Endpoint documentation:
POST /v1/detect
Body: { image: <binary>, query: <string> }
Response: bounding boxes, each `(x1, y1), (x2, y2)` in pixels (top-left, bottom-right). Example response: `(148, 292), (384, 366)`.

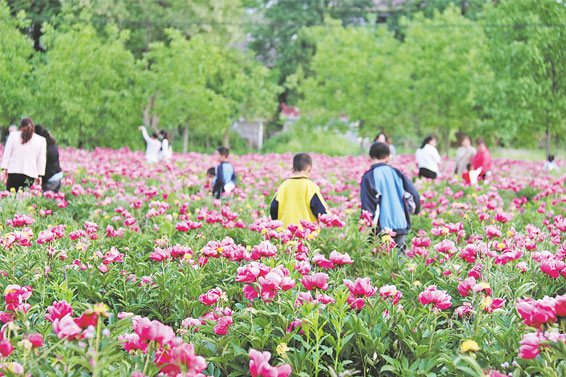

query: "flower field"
(0, 147), (565, 377)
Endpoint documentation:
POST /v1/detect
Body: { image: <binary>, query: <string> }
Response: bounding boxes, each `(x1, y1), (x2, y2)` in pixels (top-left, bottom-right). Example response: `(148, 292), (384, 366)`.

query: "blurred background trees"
(0, 0), (565, 155)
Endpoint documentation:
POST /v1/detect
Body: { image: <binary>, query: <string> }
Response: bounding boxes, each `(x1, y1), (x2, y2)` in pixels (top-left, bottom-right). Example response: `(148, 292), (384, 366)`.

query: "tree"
(0, 1), (34, 127)
(248, 0), (376, 105)
(297, 24), (409, 141)
(480, 0), (566, 154)
(399, 5), (491, 153)
(32, 20), (141, 148)
(144, 30), (281, 152)
(144, 31), (232, 153)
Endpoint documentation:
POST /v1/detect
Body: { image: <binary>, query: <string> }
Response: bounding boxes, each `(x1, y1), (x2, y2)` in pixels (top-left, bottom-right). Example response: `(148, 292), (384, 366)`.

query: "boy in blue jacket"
(360, 142), (420, 252)
(212, 146), (237, 199)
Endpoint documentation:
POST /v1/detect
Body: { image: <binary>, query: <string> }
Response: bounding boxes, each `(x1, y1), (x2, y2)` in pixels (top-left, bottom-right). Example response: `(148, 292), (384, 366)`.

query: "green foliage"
(479, 0), (566, 150)
(31, 20), (141, 148)
(262, 126), (359, 156)
(0, 1), (34, 126)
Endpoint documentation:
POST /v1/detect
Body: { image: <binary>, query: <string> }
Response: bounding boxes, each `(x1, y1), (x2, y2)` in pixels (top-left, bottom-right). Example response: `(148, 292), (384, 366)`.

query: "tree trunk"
(444, 128), (451, 157)
(258, 120), (264, 152)
(206, 134), (210, 149)
(183, 123), (189, 153)
(224, 129), (230, 149)
(546, 124), (551, 158)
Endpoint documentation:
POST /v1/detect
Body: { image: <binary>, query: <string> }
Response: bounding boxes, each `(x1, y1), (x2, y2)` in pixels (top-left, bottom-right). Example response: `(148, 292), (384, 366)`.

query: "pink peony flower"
(199, 288), (223, 306)
(52, 314), (82, 340)
(301, 273), (329, 291)
(45, 300), (73, 322)
(249, 349), (292, 377)
(518, 332), (543, 359)
(418, 285), (452, 310)
(343, 278), (377, 297)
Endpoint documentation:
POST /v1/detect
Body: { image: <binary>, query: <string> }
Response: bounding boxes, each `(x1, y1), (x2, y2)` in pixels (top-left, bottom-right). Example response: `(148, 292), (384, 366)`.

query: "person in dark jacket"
(212, 146), (237, 199)
(360, 142), (421, 252)
(34, 125), (63, 193)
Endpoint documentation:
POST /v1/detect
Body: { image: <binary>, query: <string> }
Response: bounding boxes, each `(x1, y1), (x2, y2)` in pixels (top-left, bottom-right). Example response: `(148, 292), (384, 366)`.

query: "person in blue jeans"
(212, 146), (237, 199)
(360, 142), (420, 252)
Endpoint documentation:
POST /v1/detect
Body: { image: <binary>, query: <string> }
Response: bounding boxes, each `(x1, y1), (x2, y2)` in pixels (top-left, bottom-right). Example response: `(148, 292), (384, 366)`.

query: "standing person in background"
(386, 136), (396, 162)
(472, 139), (492, 179)
(454, 136), (476, 175)
(416, 135), (441, 179)
(4, 125), (16, 147)
(138, 126), (161, 164)
(374, 131), (387, 143)
(1, 117), (46, 192)
(212, 146), (237, 199)
(34, 125), (63, 192)
(159, 130), (172, 161)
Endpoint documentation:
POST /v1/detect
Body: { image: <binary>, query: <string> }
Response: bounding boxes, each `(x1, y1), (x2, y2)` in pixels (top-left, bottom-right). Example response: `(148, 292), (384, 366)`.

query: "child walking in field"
(270, 152), (328, 228)
(360, 142), (420, 252)
(212, 146), (237, 199)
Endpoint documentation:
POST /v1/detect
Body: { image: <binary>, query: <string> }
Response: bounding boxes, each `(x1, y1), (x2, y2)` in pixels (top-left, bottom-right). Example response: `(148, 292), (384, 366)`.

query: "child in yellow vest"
(270, 153), (328, 228)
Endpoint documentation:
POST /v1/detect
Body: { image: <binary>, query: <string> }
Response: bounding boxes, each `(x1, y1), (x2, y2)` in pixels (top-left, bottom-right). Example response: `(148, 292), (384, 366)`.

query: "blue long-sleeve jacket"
(360, 163), (420, 235)
(212, 161), (237, 199)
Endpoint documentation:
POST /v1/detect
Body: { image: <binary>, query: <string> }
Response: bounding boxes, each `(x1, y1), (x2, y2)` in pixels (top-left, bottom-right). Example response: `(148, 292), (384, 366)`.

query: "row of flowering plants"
(0, 146), (564, 376)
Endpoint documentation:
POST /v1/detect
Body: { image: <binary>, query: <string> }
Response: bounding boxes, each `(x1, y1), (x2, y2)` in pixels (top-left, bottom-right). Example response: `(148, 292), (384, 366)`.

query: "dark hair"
(369, 142), (390, 160)
(19, 117), (34, 144)
(476, 138), (485, 146)
(548, 154), (555, 162)
(293, 152), (312, 172)
(374, 131), (387, 143)
(217, 146), (230, 157)
(420, 135), (435, 149)
(206, 167), (216, 176)
(466, 163), (471, 171)
(151, 132), (158, 139)
(159, 130), (169, 141)
(34, 125), (56, 146)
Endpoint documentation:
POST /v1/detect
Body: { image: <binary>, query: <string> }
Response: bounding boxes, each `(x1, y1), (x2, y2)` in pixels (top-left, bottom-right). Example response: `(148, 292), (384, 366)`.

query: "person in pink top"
(1, 117), (46, 192)
(472, 139), (491, 179)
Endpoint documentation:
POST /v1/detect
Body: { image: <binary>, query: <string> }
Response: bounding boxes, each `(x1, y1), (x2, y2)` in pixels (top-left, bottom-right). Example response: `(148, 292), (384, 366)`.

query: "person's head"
(292, 152), (312, 175)
(420, 135), (436, 149)
(386, 136), (393, 145)
(159, 130), (169, 141)
(206, 167), (216, 178)
(375, 132), (387, 143)
(19, 117), (34, 144)
(8, 125), (16, 133)
(151, 131), (159, 139)
(548, 154), (555, 162)
(34, 125), (56, 146)
(216, 146), (229, 161)
(466, 163), (471, 172)
(369, 142), (390, 162)
(461, 136), (471, 148)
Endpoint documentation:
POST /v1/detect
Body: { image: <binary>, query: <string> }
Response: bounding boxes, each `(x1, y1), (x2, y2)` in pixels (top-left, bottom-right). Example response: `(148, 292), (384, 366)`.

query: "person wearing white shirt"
(1, 117), (46, 192)
(159, 130), (173, 161)
(416, 135), (441, 179)
(139, 126), (161, 164)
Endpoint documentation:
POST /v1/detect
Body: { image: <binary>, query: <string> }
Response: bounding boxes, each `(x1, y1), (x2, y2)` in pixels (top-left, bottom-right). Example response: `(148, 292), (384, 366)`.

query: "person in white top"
(139, 126), (161, 164)
(159, 129), (173, 161)
(1, 117), (46, 192)
(416, 135), (441, 179)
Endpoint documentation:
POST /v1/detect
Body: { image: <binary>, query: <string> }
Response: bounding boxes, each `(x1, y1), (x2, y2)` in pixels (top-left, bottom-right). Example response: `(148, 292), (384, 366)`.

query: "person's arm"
(1, 133), (13, 171)
(400, 171), (421, 214)
(138, 126), (151, 143)
(270, 196), (279, 220)
(360, 172), (378, 219)
(310, 192), (328, 220)
(212, 164), (225, 199)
